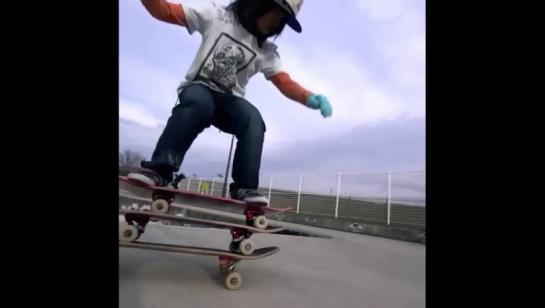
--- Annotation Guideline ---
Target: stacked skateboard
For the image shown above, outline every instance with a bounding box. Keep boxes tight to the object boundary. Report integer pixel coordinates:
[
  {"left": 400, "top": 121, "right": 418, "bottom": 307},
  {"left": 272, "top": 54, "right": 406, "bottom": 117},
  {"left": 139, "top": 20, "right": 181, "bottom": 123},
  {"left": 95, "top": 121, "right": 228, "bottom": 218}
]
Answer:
[{"left": 119, "top": 176, "right": 293, "bottom": 290}]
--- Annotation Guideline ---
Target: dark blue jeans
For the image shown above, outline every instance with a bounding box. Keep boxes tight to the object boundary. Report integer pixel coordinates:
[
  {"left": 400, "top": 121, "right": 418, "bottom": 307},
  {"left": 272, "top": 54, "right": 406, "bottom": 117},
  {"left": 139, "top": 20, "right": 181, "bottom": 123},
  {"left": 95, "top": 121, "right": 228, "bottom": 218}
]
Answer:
[{"left": 141, "top": 84, "right": 266, "bottom": 192}]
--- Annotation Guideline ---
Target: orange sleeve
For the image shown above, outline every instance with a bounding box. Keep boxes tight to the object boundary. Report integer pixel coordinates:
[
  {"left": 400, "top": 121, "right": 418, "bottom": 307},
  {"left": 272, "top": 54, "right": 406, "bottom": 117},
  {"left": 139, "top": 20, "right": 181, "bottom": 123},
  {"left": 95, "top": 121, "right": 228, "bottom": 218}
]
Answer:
[
  {"left": 141, "top": 0, "right": 187, "bottom": 26},
  {"left": 268, "top": 72, "right": 313, "bottom": 105}
]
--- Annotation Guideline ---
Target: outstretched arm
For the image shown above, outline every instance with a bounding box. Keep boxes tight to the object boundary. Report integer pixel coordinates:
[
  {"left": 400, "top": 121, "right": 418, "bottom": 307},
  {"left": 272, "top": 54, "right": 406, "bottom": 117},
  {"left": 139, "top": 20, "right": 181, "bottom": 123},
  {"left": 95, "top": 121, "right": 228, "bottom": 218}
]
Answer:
[
  {"left": 268, "top": 72, "right": 332, "bottom": 118},
  {"left": 141, "top": 0, "right": 187, "bottom": 26},
  {"left": 268, "top": 72, "right": 312, "bottom": 105}
]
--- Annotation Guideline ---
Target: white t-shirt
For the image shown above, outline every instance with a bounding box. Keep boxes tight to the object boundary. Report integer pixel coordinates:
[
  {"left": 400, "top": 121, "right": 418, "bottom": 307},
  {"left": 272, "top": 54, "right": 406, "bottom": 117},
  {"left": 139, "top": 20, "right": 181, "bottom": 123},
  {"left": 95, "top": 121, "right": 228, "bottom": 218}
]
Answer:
[{"left": 177, "top": 2, "right": 283, "bottom": 98}]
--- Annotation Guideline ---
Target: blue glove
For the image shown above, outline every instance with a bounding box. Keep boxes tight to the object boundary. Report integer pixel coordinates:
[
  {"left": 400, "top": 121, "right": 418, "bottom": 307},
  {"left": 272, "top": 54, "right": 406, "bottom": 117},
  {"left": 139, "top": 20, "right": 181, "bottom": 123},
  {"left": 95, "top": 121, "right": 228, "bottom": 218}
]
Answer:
[{"left": 306, "top": 94, "right": 332, "bottom": 118}]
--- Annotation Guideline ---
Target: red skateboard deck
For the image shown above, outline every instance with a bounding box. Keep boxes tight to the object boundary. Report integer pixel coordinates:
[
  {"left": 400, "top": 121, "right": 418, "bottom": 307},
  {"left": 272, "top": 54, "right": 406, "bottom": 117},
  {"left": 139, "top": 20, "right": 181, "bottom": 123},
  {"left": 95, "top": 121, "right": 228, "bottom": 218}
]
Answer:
[
  {"left": 119, "top": 175, "right": 292, "bottom": 212},
  {"left": 119, "top": 175, "right": 292, "bottom": 229}
]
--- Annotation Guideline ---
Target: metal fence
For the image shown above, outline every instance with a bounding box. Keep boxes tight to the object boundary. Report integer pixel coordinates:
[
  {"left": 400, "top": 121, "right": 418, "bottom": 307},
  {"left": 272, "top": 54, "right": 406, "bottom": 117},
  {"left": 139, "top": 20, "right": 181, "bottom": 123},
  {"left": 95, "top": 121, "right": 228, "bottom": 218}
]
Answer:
[{"left": 176, "top": 171, "right": 426, "bottom": 228}]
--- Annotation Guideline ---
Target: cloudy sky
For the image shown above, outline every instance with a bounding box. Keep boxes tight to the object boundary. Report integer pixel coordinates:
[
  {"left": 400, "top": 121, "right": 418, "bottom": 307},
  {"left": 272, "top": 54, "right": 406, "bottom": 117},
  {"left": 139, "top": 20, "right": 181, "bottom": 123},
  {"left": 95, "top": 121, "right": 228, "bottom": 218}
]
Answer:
[{"left": 119, "top": 0, "right": 426, "bottom": 181}]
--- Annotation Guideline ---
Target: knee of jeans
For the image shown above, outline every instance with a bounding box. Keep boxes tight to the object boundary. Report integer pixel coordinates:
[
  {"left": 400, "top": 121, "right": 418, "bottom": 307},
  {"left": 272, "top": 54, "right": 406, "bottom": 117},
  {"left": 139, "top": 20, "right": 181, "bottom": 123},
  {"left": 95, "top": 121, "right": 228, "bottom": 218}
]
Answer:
[
  {"left": 242, "top": 111, "right": 266, "bottom": 139},
  {"left": 174, "top": 97, "right": 214, "bottom": 121}
]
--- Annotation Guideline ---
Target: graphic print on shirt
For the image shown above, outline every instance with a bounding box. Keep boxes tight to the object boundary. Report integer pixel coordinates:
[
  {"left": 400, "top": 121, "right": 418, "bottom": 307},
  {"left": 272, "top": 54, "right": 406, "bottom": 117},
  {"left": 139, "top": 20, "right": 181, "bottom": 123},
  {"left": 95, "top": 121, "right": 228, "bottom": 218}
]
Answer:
[{"left": 195, "top": 33, "right": 256, "bottom": 93}]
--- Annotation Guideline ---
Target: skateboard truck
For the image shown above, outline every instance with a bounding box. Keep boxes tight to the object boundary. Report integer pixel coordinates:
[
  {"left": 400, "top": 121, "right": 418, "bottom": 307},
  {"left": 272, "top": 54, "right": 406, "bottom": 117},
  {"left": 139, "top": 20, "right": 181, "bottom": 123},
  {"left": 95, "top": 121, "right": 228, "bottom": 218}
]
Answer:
[
  {"left": 124, "top": 213, "right": 149, "bottom": 240},
  {"left": 230, "top": 228, "right": 255, "bottom": 255},
  {"left": 151, "top": 191, "right": 174, "bottom": 214},
  {"left": 217, "top": 256, "right": 243, "bottom": 290},
  {"left": 230, "top": 228, "right": 251, "bottom": 241},
  {"left": 218, "top": 255, "right": 238, "bottom": 273},
  {"left": 244, "top": 207, "right": 269, "bottom": 229}
]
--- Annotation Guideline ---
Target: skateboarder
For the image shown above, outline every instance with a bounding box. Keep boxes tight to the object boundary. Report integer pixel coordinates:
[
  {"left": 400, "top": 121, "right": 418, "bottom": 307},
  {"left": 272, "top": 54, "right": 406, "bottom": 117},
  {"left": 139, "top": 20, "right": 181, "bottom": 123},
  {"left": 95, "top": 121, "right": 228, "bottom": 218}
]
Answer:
[{"left": 128, "top": 0, "right": 333, "bottom": 205}]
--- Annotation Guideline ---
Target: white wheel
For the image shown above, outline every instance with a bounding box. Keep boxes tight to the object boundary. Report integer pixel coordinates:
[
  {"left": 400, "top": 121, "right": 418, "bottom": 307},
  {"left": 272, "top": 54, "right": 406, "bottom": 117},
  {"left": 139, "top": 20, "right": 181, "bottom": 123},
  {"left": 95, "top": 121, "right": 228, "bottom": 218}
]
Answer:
[
  {"left": 225, "top": 271, "right": 242, "bottom": 290},
  {"left": 253, "top": 215, "right": 268, "bottom": 229},
  {"left": 239, "top": 239, "right": 255, "bottom": 255},
  {"left": 151, "top": 199, "right": 169, "bottom": 214},
  {"left": 119, "top": 223, "right": 139, "bottom": 243}
]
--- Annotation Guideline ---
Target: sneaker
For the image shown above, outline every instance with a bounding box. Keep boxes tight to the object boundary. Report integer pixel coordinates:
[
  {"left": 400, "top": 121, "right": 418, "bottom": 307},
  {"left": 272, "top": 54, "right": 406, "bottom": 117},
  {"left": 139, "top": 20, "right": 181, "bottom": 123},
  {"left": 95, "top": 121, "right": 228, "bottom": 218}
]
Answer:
[
  {"left": 232, "top": 188, "right": 269, "bottom": 206},
  {"left": 171, "top": 172, "right": 186, "bottom": 189},
  {"left": 127, "top": 168, "right": 170, "bottom": 187}
]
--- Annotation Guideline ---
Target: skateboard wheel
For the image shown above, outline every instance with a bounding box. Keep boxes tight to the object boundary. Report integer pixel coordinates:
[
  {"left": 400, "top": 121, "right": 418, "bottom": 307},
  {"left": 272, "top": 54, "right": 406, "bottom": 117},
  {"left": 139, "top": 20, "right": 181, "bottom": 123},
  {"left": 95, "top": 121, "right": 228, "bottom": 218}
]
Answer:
[
  {"left": 151, "top": 199, "right": 169, "bottom": 214},
  {"left": 239, "top": 239, "right": 255, "bottom": 255},
  {"left": 253, "top": 215, "right": 268, "bottom": 229},
  {"left": 119, "top": 223, "right": 139, "bottom": 243},
  {"left": 225, "top": 271, "right": 242, "bottom": 290}
]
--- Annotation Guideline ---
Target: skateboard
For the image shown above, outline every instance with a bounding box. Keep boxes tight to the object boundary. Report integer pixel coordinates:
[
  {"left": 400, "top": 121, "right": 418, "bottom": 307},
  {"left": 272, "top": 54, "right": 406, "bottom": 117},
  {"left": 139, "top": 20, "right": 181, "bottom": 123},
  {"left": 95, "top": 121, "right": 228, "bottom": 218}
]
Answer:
[
  {"left": 120, "top": 241, "right": 279, "bottom": 290},
  {"left": 119, "top": 175, "right": 293, "bottom": 230},
  {"left": 119, "top": 209, "right": 284, "bottom": 255}
]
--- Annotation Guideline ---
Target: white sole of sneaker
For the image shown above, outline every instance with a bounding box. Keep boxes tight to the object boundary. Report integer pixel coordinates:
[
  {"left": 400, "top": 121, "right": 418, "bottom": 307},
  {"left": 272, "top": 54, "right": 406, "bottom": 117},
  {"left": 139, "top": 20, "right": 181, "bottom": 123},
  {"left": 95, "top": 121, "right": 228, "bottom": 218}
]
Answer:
[
  {"left": 243, "top": 196, "right": 269, "bottom": 206},
  {"left": 127, "top": 173, "right": 155, "bottom": 186}
]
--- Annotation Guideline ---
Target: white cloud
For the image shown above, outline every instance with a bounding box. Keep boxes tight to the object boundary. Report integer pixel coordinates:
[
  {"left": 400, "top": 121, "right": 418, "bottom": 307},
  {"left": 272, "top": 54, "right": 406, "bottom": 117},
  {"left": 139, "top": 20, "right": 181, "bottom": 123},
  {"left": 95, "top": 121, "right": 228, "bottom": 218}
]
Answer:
[
  {"left": 278, "top": 44, "right": 409, "bottom": 125},
  {"left": 236, "top": 40, "right": 421, "bottom": 152},
  {"left": 119, "top": 97, "right": 162, "bottom": 128},
  {"left": 119, "top": 55, "right": 184, "bottom": 119},
  {"left": 261, "top": 117, "right": 426, "bottom": 175},
  {"left": 354, "top": 0, "right": 426, "bottom": 118},
  {"left": 357, "top": 0, "right": 411, "bottom": 21}
]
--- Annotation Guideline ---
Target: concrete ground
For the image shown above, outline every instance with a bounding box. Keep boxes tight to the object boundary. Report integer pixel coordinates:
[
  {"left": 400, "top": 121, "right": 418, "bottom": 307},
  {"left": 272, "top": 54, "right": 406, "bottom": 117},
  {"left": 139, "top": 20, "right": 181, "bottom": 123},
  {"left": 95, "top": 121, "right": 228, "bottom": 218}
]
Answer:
[{"left": 119, "top": 217, "right": 425, "bottom": 308}]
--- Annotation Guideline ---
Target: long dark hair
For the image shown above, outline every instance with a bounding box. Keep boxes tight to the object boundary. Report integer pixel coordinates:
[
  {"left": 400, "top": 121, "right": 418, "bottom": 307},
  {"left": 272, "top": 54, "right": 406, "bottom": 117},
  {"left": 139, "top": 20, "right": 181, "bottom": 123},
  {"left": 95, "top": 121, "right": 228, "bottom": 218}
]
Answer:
[{"left": 227, "top": 0, "right": 287, "bottom": 48}]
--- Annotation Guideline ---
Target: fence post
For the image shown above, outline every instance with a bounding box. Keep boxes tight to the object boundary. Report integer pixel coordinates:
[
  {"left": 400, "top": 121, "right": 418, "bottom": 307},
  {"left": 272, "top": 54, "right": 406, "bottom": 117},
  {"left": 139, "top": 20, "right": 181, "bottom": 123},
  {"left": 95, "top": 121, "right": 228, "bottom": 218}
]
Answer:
[
  {"left": 387, "top": 171, "right": 392, "bottom": 225},
  {"left": 211, "top": 179, "right": 216, "bottom": 196},
  {"left": 268, "top": 175, "right": 273, "bottom": 207},
  {"left": 198, "top": 178, "right": 202, "bottom": 194},
  {"left": 186, "top": 178, "right": 191, "bottom": 191},
  {"left": 296, "top": 174, "right": 303, "bottom": 214},
  {"left": 335, "top": 173, "right": 342, "bottom": 218}
]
